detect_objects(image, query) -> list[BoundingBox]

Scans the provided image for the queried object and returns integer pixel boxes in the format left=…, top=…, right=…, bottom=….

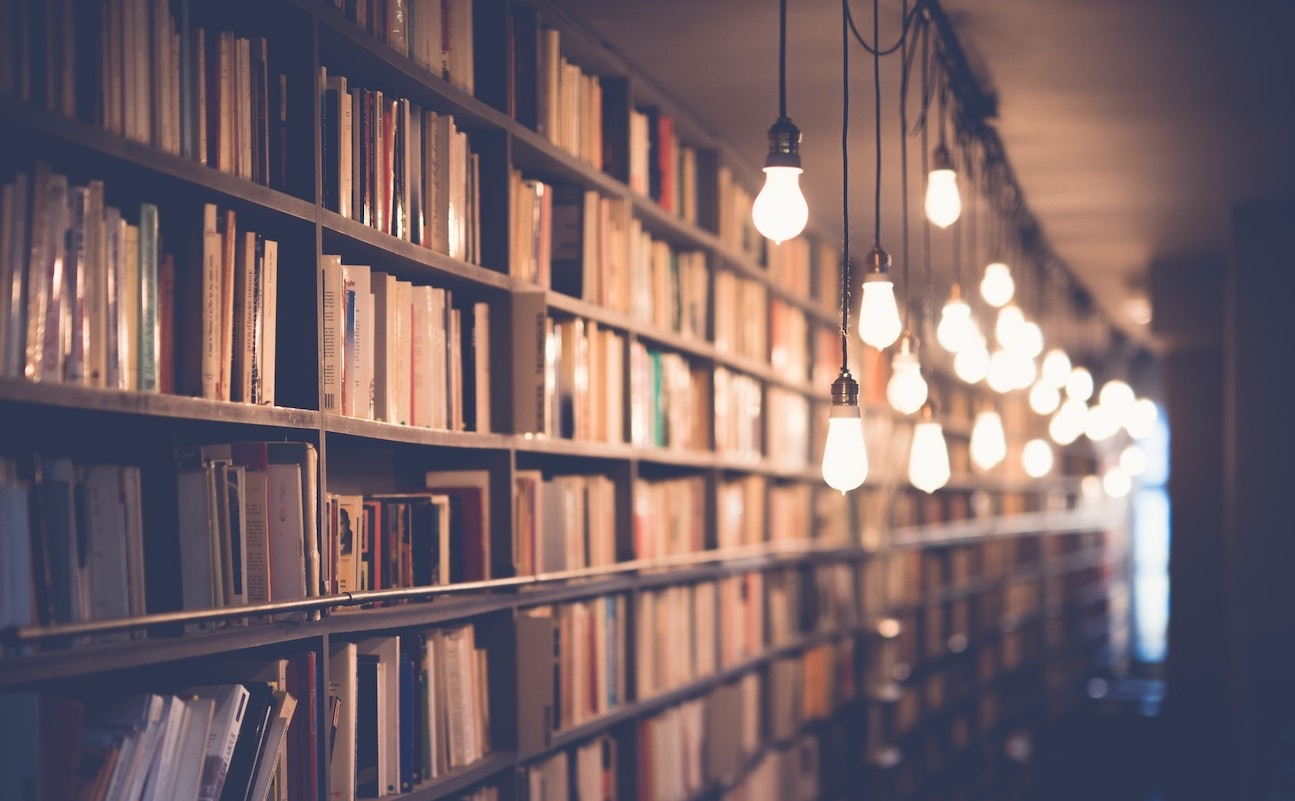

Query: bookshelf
left=0, top=1, right=1126, bottom=800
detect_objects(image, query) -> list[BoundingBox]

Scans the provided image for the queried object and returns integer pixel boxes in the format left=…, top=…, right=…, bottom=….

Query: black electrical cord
left=872, top=0, right=882, bottom=251
left=845, top=0, right=921, bottom=57
left=839, top=0, right=851, bottom=371
left=779, top=0, right=788, bottom=119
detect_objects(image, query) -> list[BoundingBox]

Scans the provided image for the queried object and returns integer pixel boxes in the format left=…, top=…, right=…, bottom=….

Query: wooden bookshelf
left=0, top=1, right=1125, bottom=800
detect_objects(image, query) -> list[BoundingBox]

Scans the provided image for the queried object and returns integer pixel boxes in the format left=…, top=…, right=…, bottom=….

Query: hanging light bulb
left=1007, top=349, right=1038, bottom=390
left=1120, top=444, right=1148, bottom=477
left=886, top=335, right=928, bottom=414
left=822, top=371, right=869, bottom=493
left=1103, top=465, right=1132, bottom=498
left=1041, top=348, right=1072, bottom=388
left=1049, top=398, right=1088, bottom=445
left=1029, top=380, right=1061, bottom=415
left=1099, top=379, right=1136, bottom=420
left=909, top=402, right=951, bottom=494
left=995, top=304, right=1026, bottom=346
left=1066, top=366, right=1094, bottom=401
left=970, top=408, right=1007, bottom=471
left=980, top=262, right=1015, bottom=308
left=1084, top=403, right=1121, bottom=441
left=859, top=248, right=902, bottom=350
left=924, top=145, right=961, bottom=228
left=752, top=0, right=807, bottom=244
left=1022, top=438, right=1054, bottom=478
left=1125, top=397, right=1159, bottom=439
left=987, top=349, right=1016, bottom=393
left=936, top=284, right=976, bottom=354
left=954, top=334, right=990, bottom=384
left=1017, top=320, right=1044, bottom=357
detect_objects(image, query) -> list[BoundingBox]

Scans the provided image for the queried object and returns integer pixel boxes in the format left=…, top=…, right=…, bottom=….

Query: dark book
left=355, top=654, right=380, bottom=797
left=321, top=69, right=339, bottom=212
left=285, top=651, right=319, bottom=801
left=599, top=76, right=630, bottom=183
left=219, top=682, right=274, bottom=801
left=407, top=496, right=440, bottom=587
left=510, top=6, right=540, bottom=131
left=514, top=611, right=556, bottom=756
left=399, top=656, right=416, bottom=792
left=423, top=471, right=489, bottom=582
left=548, top=184, right=585, bottom=299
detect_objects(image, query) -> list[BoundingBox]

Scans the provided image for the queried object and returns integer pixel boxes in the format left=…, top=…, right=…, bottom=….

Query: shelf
left=386, top=751, right=516, bottom=801
left=0, top=97, right=319, bottom=224
left=322, top=414, right=516, bottom=449
left=0, top=378, right=321, bottom=429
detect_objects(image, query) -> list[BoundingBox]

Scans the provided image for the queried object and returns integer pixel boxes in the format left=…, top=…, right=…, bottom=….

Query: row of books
left=525, top=733, right=617, bottom=801
left=320, top=73, right=480, bottom=263
left=765, top=565, right=860, bottom=649
left=717, top=572, right=765, bottom=669
left=535, top=26, right=604, bottom=170
left=326, top=468, right=495, bottom=597
left=1, top=668, right=305, bottom=801
left=714, top=270, right=768, bottom=362
left=327, top=626, right=491, bottom=801
left=716, top=165, right=760, bottom=263
left=765, top=388, right=809, bottom=471
left=177, top=442, right=319, bottom=623
left=768, top=641, right=857, bottom=741
left=634, top=582, right=719, bottom=699
left=768, top=482, right=812, bottom=544
left=0, top=456, right=146, bottom=633
left=1, top=165, right=173, bottom=393
left=769, top=299, right=809, bottom=382
left=765, top=237, right=841, bottom=315
left=331, top=0, right=476, bottom=96
left=512, top=471, right=617, bottom=577
left=1, top=0, right=290, bottom=188
left=320, top=257, right=490, bottom=431
left=718, top=475, right=765, bottom=552
left=515, top=597, right=628, bottom=753
left=722, top=735, right=820, bottom=801
left=628, top=106, right=699, bottom=225
left=631, top=475, right=705, bottom=560
left=714, top=367, right=762, bottom=461
left=629, top=343, right=710, bottom=451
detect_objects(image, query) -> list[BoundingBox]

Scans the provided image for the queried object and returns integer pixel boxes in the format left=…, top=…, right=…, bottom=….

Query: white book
left=320, top=254, right=343, bottom=414
left=266, top=462, right=306, bottom=601
left=176, top=467, right=218, bottom=614
left=247, top=690, right=297, bottom=801
left=327, top=642, right=358, bottom=801
left=328, top=74, right=352, bottom=219
left=259, top=238, right=278, bottom=406
left=82, top=464, right=131, bottom=631
left=192, top=684, right=251, bottom=801
left=141, top=694, right=189, bottom=801
left=200, top=203, right=222, bottom=399
left=170, top=696, right=216, bottom=801
left=370, top=271, right=399, bottom=424
left=410, top=284, right=434, bottom=428
left=241, top=466, right=271, bottom=605
left=393, top=280, right=412, bottom=425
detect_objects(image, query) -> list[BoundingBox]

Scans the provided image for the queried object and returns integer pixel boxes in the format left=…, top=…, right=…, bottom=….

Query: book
left=510, top=291, right=548, bottom=435
left=193, top=684, right=252, bottom=801
left=327, top=642, right=357, bottom=801
left=423, top=469, right=491, bottom=582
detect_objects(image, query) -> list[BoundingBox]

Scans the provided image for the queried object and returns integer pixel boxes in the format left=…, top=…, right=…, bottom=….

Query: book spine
left=137, top=202, right=159, bottom=392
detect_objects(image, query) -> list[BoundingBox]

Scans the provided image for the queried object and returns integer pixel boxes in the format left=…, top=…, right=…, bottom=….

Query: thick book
left=423, top=469, right=491, bottom=582
left=514, top=608, right=556, bottom=757
left=192, top=684, right=252, bottom=801
left=510, top=291, right=548, bottom=435
left=171, top=696, right=217, bottom=801
left=246, top=690, right=296, bottom=801
left=218, top=682, right=275, bottom=801
left=327, top=642, right=357, bottom=801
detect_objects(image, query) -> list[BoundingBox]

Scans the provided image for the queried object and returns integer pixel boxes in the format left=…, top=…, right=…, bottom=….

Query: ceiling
left=549, top=0, right=1295, bottom=359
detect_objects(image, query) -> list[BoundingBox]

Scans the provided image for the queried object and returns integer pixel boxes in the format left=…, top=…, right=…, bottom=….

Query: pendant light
left=857, top=0, right=901, bottom=351
left=909, top=402, right=951, bottom=493
left=1066, top=365, right=1094, bottom=401
left=1125, top=397, right=1159, bottom=440
left=1028, top=379, right=1061, bottom=415
left=970, top=406, right=1007, bottom=471
left=1022, top=438, right=1054, bottom=478
left=1041, top=348, right=1072, bottom=388
left=954, top=332, right=990, bottom=384
left=924, top=83, right=961, bottom=228
left=981, top=261, right=1015, bottom=308
left=936, top=284, right=975, bottom=353
left=752, top=0, right=809, bottom=244
left=821, top=0, right=868, bottom=494
left=1049, top=397, right=1087, bottom=445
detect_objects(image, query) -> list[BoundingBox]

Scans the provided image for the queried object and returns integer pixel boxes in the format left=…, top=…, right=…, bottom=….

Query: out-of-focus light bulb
left=980, top=262, right=1015, bottom=308
left=954, top=335, right=991, bottom=384
left=1022, top=438, right=1054, bottom=478
left=1066, top=366, right=1094, bottom=401
left=909, top=405, right=951, bottom=494
left=859, top=249, right=902, bottom=350
left=1103, top=466, right=1132, bottom=498
left=1050, top=398, right=1088, bottom=445
left=1006, top=349, right=1038, bottom=390
left=936, top=286, right=976, bottom=354
left=1041, top=349, right=1072, bottom=388
left=1085, top=403, right=1121, bottom=441
left=1126, top=397, right=1159, bottom=440
left=1120, top=444, right=1147, bottom=476
left=924, top=146, right=961, bottom=228
left=752, top=116, right=808, bottom=244
left=886, top=338, right=928, bottom=415
left=996, top=305, right=1025, bottom=346
left=1016, top=321, right=1044, bottom=358
left=1029, top=381, right=1061, bottom=415
left=970, top=409, right=1007, bottom=471
left=1099, top=379, right=1136, bottom=419
left=822, top=373, right=868, bottom=493
left=987, top=349, right=1016, bottom=393
left=1081, top=473, right=1104, bottom=502
left=752, top=167, right=808, bottom=244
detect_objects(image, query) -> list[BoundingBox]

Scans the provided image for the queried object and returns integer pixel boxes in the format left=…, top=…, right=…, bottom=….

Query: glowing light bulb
left=822, top=373, right=868, bottom=493
left=1016, top=321, right=1044, bottom=357
left=924, top=146, right=961, bottom=228
left=1081, top=474, right=1104, bottom=502
left=1041, top=349, right=1072, bottom=388
left=1085, top=403, right=1121, bottom=441
left=909, top=406, right=951, bottom=493
left=1029, top=380, right=1061, bottom=415
left=954, top=335, right=990, bottom=384
left=1066, top=366, right=1094, bottom=401
left=987, top=349, right=1016, bottom=393
left=1103, top=466, right=1132, bottom=498
left=1125, top=397, right=1159, bottom=439
left=752, top=167, right=808, bottom=244
left=1049, top=398, right=1088, bottom=445
left=936, top=287, right=976, bottom=354
left=970, top=409, right=1007, bottom=471
left=1099, top=379, right=1136, bottom=419
left=1022, top=438, right=1054, bottom=478
left=1007, top=349, right=1037, bottom=390
left=980, top=262, right=1015, bottom=308
left=752, top=116, right=808, bottom=244
left=859, top=249, right=902, bottom=350
left=996, top=305, right=1025, bottom=346
left=1120, top=444, right=1147, bottom=477
left=886, top=338, right=928, bottom=415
